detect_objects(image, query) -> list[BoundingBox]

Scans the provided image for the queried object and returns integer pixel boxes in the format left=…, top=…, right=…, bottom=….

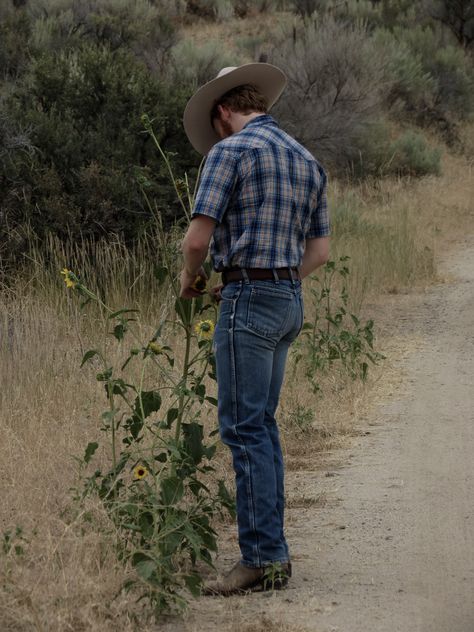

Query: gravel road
left=295, top=236, right=474, bottom=632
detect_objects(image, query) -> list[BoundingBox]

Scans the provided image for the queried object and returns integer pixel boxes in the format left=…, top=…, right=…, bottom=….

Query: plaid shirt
left=191, top=114, right=330, bottom=271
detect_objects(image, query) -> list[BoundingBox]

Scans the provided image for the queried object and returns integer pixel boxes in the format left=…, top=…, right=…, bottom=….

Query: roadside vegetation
left=0, top=0, right=473, bottom=628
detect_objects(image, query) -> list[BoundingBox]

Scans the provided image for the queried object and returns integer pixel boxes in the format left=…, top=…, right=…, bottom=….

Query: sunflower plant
left=293, top=256, right=385, bottom=394
left=65, top=122, right=234, bottom=618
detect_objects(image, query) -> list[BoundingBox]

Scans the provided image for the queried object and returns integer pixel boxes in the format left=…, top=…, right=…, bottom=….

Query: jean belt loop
left=272, top=269, right=280, bottom=284
left=288, top=266, right=296, bottom=286
left=241, top=268, right=250, bottom=284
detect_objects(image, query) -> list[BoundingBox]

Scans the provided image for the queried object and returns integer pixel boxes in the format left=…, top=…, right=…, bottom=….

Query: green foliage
left=388, top=130, right=442, bottom=177
left=287, top=0, right=419, bottom=26
left=293, top=257, right=385, bottom=394
left=66, top=146, right=234, bottom=617
left=186, top=0, right=235, bottom=21
left=286, top=404, right=315, bottom=432
left=428, top=0, right=474, bottom=49
left=388, top=25, right=474, bottom=124
left=288, top=0, right=323, bottom=17
left=350, top=119, right=441, bottom=178
left=0, top=43, right=199, bottom=269
left=27, top=0, right=177, bottom=60
left=170, top=39, right=238, bottom=87
left=373, top=29, right=436, bottom=116
left=233, top=0, right=276, bottom=17
left=0, top=8, right=32, bottom=79
left=2, top=526, right=28, bottom=558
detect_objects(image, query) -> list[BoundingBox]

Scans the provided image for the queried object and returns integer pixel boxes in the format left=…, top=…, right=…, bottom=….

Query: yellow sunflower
left=60, top=268, right=76, bottom=289
left=148, top=341, right=163, bottom=355
left=133, top=464, right=148, bottom=480
left=191, top=275, right=207, bottom=294
left=194, top=319, right=215, bottom=339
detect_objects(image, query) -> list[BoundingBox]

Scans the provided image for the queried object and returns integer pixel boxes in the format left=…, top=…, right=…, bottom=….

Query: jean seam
left=228, top=287, right=262, bottom=567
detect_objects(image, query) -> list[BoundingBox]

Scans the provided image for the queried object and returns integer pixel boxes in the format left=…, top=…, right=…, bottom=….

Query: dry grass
left=0, top=135, right=473, bottom=630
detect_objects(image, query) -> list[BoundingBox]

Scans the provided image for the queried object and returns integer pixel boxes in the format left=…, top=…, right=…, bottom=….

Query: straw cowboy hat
left=183, top=63, right=287, bottom=155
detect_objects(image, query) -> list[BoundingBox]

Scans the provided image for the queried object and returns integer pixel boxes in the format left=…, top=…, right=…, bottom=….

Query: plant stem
left=175, top=302, right=195, bottom=442
left=147, top=129, right=190, bottom=220
left=108, top=383, right=117, bottom=484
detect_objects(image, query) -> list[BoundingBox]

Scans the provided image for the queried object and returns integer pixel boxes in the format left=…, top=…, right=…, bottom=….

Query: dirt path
left=288, top=234, right=474, bottom=632
left=160, top=235, right=474, bottom=632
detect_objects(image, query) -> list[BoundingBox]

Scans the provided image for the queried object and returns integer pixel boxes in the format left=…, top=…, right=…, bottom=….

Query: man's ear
left=218, top=104, right=231, bottom=120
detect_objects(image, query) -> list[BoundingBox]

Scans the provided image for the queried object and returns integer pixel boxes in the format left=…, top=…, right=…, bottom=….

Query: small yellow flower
left=148, top=341, right=163, bottom=355
left=133, top=464, right=148, bottom=480
left=191, top=275, right=207, bottom=294
left=194, top=319, right=215, bottom=339
left=60, top=268, right=76, bottom=289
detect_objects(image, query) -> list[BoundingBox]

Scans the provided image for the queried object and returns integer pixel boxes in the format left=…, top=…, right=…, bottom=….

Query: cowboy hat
left=183, top=63, right=287, bottom=155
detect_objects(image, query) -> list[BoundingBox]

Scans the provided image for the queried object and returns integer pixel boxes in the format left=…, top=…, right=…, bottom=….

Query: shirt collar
left=242, top=114, right=278, bottom=130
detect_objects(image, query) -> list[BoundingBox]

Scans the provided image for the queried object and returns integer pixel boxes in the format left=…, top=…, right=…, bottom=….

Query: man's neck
left=231, top=111, right=266, bottom=133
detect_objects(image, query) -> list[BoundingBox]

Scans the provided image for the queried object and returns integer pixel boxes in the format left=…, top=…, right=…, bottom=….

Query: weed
left=294, top=256, right=385, bottom=394
left=63, top=125, right=234, bottom=618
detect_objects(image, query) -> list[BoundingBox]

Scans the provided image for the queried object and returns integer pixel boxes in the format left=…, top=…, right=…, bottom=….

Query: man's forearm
left=300, top=237, right=330, bottom=279
left=182, top=243, right=208, bottom=276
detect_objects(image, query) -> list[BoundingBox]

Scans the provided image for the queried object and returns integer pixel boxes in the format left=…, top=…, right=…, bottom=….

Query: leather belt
left=221, top=267, right=300, bottom=285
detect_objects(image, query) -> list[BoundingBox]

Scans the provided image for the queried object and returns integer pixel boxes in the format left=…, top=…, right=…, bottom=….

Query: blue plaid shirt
left=192, top=114, right=330, bottom=271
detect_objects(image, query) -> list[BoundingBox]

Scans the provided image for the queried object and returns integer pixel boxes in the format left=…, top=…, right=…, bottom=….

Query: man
left=179, top=63, right=330, bottom=595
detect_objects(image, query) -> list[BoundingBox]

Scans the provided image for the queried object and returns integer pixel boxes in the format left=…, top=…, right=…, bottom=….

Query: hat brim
left=183, top=63, right=287, bottom=155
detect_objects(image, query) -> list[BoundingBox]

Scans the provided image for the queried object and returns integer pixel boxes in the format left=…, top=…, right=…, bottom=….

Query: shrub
left=428, top=0, right=474, bottom=49
left=26, top=0, right=177, bottom=66
left=289, top=0, right=324, bottom=17
left=170, top=39, right=238, bottom=87
left=232, top=0, right=276, bottom=17
left=269, top=18, right=389, bottom=174
left=0, top=7, right=32, bottom=79
left=186, top=0, right=235, bottom=21
left=349, top=120, right=441, bottom=178
left=288, top=0, right=421, bottom=26
left=373, top=28, right=436, bottom=116
left=394, top=25, right=474, bottom=122
left=388, top=130, right=441, bottom=176
left=0, top=44, right=198, bottom=268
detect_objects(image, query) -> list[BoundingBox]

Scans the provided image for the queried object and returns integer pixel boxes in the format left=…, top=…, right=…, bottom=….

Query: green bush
left=388, top=130, right=441, bottom=176
left=428, top=0, right=474, bottom=49
left=170, top=39, right=238, bottom=87
left=0, top=8, right=31, bottom=79
left=373, top=29, right=436, bottom=116
left=350, top=120, right=441, bottom=178
left=232, top=0, right=276, bottom=17
left=186, top=0, right=235, bottom=21
left=288, top=0, right=422, bottom=27
left=28, top=0, right=176, bottom=53
left=288, top=0, right=323, bottom=16
left=394, top=25, right=474, bottom=122
left=0, top=44, right=198, bottom=268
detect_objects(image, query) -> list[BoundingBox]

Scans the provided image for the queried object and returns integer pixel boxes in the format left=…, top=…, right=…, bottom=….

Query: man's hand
left=180, top=215, right=216, bottom=299
left=180, top=266, right=208, bottom=299
left=209, top=284, right=224, bottom=303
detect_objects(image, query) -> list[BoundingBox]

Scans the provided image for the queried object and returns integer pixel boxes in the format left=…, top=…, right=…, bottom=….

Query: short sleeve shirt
left=191, top=114, right=330, bottom=271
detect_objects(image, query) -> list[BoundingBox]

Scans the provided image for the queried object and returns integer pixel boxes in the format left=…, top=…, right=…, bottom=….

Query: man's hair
left=210, top=84, right=268, bottom=123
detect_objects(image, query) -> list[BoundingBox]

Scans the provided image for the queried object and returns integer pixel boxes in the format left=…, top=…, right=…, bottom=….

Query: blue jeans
left=214, top=278, right=304, bottom=568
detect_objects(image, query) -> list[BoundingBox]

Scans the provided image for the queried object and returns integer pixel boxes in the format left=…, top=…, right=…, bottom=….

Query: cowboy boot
left=202, top=561, right=292, bottom=596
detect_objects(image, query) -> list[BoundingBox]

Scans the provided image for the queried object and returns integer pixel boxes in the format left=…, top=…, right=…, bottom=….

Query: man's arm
left=180, top=215, right=216, bottom=298
left=299, top=236, right=330, bottom=279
